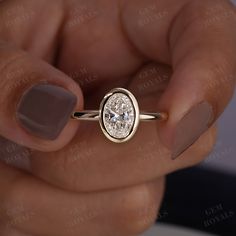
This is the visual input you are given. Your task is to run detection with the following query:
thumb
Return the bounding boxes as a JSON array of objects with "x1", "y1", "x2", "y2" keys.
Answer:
[{"x1": 0, "y1": 41, "x2": 83, "y2": 151}]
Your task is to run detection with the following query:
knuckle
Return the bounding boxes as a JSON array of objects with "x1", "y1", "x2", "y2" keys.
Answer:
[
  {"x1": 0, "y1": 51, "x2": 26, "y2": 87},
  {"x1": 0, "y1": 52, "x2": 29, "y2": 113},
  {"x1": 116, "y1": 184, "x2": 159, "y2": 235},
  {"x1": 0, "y1": 49, "x2": 46, "y2": 118}
]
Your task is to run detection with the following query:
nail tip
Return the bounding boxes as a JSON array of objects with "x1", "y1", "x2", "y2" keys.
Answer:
[{"x1": 16, "y1": 83, "x2": 77, "y2": 141}]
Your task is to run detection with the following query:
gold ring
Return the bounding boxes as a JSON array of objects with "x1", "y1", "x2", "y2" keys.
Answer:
[{"x1": 71, "y1": 88, "x2": 168, "y2": 143}]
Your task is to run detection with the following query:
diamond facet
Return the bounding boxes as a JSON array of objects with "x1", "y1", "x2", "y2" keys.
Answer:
[{"x1": 102, "y1": 92, "x2": 136, "y2": 140}]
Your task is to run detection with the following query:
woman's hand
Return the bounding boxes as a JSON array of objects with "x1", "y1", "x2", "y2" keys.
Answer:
[{"x1": 0, "y1": 0, "x2": 235, "y2": 235}]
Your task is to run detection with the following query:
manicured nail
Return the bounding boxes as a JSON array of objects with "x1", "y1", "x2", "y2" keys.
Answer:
[
  {"x1": 172, "y1": 102, "x2": 214, "y2": 159},
  {"x1": 16, "y1": 84, "x2": 77, "y2": 140}
]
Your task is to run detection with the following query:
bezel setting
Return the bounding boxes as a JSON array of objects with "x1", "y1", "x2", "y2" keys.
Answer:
[{"x1": 99, "y1": 88, "x2": 140, "y2": 143}]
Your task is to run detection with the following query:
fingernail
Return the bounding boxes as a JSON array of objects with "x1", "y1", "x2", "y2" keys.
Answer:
[
  {"x1": 16, "y1": 84, "x2": 77, "y2": 140},
  {"x1": 172, "y1": 102, "x2": 214, "y2": 159}
]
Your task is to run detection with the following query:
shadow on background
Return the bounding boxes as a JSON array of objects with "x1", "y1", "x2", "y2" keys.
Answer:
[{"x1": 158, "y1": 167, "x2": 236, "y2": 236}]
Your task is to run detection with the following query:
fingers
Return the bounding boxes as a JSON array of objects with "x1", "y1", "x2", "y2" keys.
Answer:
[
  {"x1": 0, "y1": 228, "x2": 31, "y2": 236},
  {"x1": 121, "y1": 0, "x2": 236, "y2": 159},
  {"x1": 158, "y1": 0, "x2": 236, "y2": 159},
  {"x1": 0, "y1": 41, "x2": 83, "y2": 151},
  {"x1": 56, "y1": 0, "x2": 145, "y2": 90},
  {"x1": 31, "y1": 120, "x2": 216, "y2": 192},
  {"x1": 0, "y1": 162, "x2": 164, "y2": 236},
  {"x1": 29, "y1": 64, "x2": 217, "y2": 192}
]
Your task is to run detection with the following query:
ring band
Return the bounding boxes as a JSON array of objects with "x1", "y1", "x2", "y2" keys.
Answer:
[
  {"x1": 72, "y1": 111, "x2": 167, "y2": 121},
  {"x1": 71, "y1": 88, "x2": 168, "y2": 143}
]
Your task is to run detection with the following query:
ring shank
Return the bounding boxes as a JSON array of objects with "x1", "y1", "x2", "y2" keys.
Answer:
[
  {"x1": 72, "y1": 111, "x2": 100, "y2": 121},
  {"x1": 72, "y1": 111, "x2": 167, "y2": 121},
  {"x1": 139, "y1": 112, "x2": 168, "y2": 121}
]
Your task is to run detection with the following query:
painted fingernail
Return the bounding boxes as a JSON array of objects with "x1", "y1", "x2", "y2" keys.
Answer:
[
  {"x1": 172, "y1": 102, "x2": 214, "y2": 159},
  {"x1": 16, "y1": 84, "x2": 77, "y2": 140}
]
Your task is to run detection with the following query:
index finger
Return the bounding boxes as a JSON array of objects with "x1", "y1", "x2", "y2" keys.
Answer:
[{"x1": 121, "y1": 0, "x2": 236, "y2": 158}]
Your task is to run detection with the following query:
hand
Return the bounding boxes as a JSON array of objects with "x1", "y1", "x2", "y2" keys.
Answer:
[{"x1": 0, "y1": 0, "x2": 236, "y2": 235}]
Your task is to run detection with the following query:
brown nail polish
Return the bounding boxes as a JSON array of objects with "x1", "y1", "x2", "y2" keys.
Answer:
[
  {"x1": 172, "y1": 102, "x2": 214, "y2": 159},
  {"x1": 16, "y1": 84, "x2": 77, "y2": 140}
]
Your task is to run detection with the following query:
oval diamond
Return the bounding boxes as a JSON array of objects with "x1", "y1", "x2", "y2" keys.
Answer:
[{"x1": 100, "y1": 89, "x2": 139, "y2": 142}]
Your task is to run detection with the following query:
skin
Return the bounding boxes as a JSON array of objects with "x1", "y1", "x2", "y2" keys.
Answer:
[{"x1": 0, "y1": 0, "x2": 235, "y2": 235}]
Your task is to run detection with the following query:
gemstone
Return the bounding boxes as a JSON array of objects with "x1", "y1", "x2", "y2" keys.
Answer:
[{"x1": 102, "y1": 92, "x2": 135, "y2": 139}]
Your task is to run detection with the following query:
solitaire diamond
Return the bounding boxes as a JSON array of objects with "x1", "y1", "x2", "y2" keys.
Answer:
[
  {"x1": 102, "y1": 93, "x2": 135, "y2": 139},
  {"x1": 72, "y1": 87, "x2": 166, "y2": 143}
]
